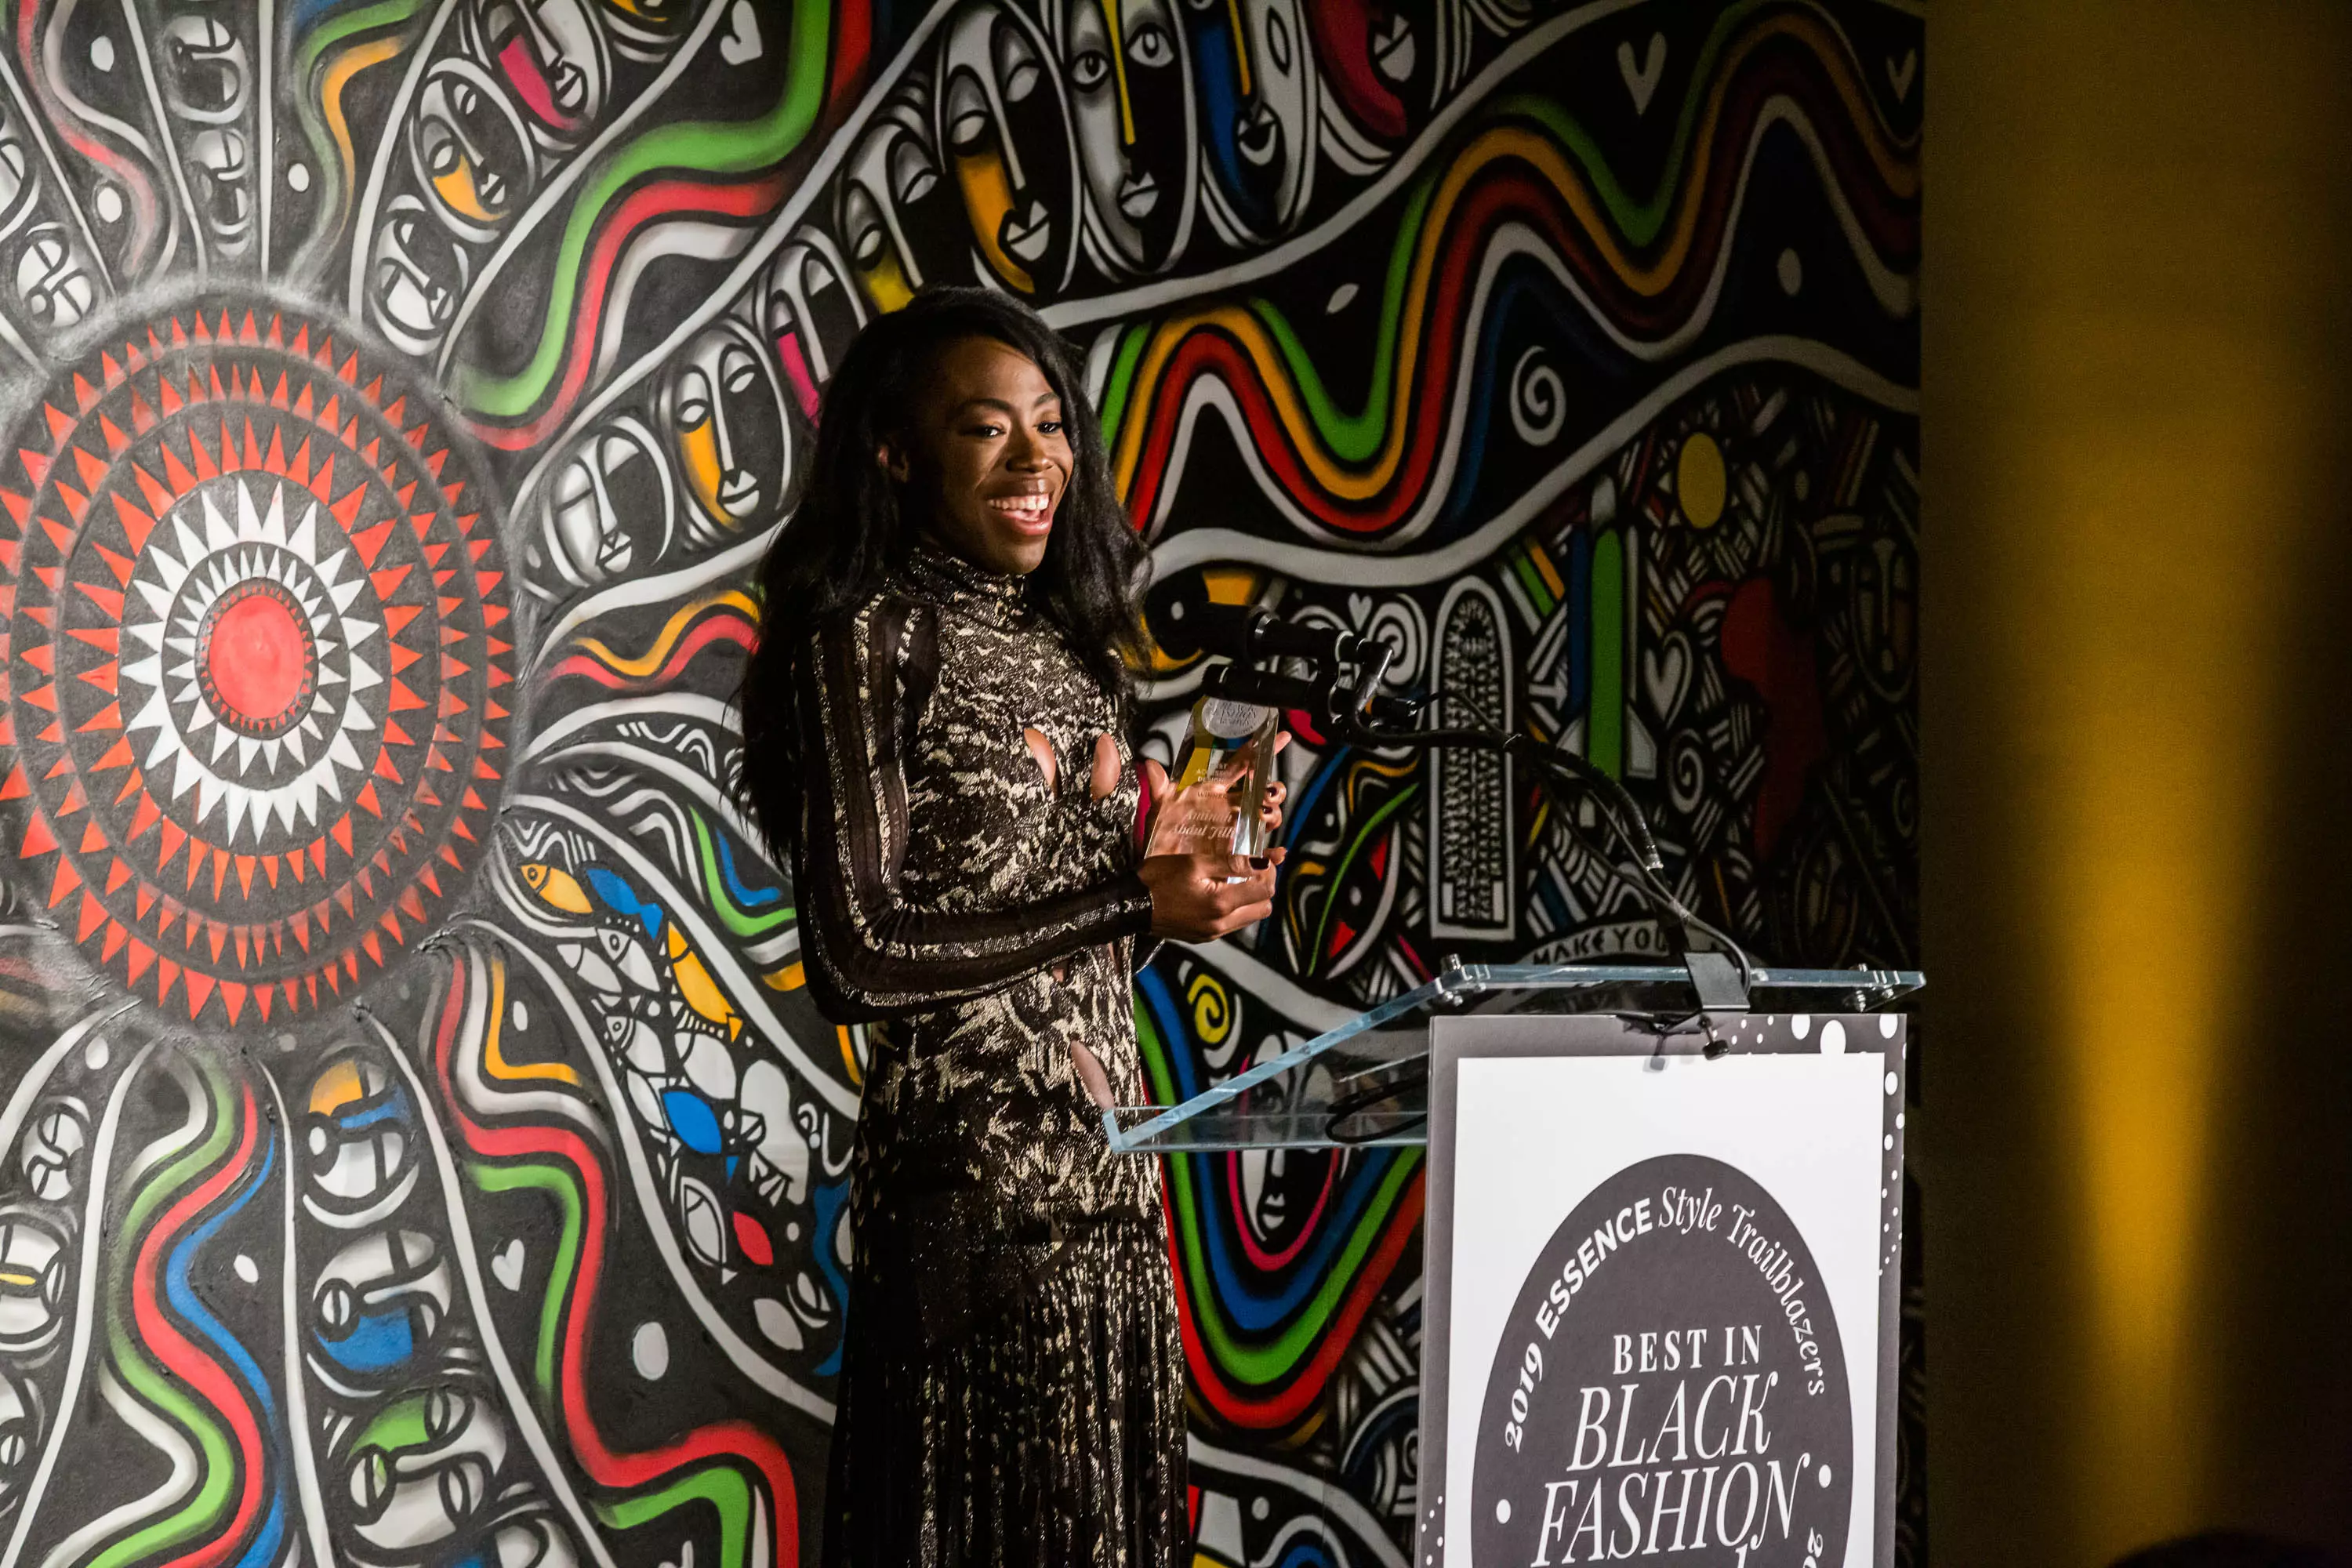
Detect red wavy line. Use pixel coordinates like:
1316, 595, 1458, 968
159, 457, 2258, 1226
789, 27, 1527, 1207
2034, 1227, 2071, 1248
1123, 40, 1913, 534
468, 174, 788, 452
429, 966, 800, 1563
1163, 1170, 1425, 1429
547, 613, 757, 692
1222, 1150, 1337, 1273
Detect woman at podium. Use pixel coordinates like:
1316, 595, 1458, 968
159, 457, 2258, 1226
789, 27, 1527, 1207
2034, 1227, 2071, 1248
738, 288, 1284, 1566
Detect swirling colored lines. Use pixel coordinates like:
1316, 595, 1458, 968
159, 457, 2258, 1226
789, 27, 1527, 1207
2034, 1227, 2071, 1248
91, 1060, 274, 1568
1134, 970, 1424, 1430
289, 0, 426, 268
547, 590, 760, 692
691, 810, 793, 942
1099, 5, 1915, 539
16, 0, 166, 276
455, 0, 859, 446
426, 953, 798, 1568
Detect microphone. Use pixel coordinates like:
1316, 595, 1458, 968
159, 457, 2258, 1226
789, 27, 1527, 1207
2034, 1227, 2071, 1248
1182, 602, 1359, 666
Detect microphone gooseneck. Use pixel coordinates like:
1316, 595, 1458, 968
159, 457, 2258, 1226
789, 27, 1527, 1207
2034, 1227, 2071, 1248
1183, 605, 1755, 984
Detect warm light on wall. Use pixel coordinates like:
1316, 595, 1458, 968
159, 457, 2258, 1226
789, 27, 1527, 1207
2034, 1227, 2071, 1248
1929, 2, 2352, 1559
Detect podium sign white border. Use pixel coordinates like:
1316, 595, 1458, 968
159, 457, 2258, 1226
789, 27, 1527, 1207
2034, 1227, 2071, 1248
1416, 1012, 1910, 1567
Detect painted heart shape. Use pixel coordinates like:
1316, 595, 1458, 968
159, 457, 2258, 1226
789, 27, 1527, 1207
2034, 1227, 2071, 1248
1888, 48, 1918, 102
1617, 34, 1667, 115
492, 1237, 525, 1291
720, 0, 764, 66
1642, 631, 1693, 724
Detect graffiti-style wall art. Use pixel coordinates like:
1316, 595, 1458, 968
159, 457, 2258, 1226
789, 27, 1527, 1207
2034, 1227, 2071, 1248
0, 0, 1918, 1565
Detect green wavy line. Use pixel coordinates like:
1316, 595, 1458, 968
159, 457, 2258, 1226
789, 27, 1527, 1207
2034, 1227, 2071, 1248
91, 1062, 238, 1568
1097, 323, 1152, 447
1306, 780, 1422, 971
469, 1160, 581, 1406
465, 1152, 750, 1568
456, 0, 835, 420
691, 811, 793, 939
1133, 1002, 1424, 1385
596, 1469, 753, 1568
291, 0, 425, 258
1154, 0, 1878, 468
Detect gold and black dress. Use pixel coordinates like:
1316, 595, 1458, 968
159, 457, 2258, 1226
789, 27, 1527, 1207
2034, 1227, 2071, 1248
789, 545, 1185, 1566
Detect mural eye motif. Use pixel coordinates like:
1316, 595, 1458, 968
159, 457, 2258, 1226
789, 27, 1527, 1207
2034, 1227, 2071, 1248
189, 128, 253, 249
888, 136, 938, 207
944, 71, 992, 152
1131, 22, 1175, 67
1071, 49, 1110, 90
19, 1102, 85, 1203
673, 368, 712, 430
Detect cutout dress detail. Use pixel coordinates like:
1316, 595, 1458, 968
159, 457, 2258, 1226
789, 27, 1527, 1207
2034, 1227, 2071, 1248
790, 544, 1184, 1566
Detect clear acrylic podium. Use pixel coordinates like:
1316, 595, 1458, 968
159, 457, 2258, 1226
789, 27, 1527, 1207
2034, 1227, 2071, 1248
1103, 956, 1924, 1152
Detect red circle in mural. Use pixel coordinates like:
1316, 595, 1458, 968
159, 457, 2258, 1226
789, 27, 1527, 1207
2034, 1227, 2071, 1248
0, 299, 514, 1029
198, 580, 318, 737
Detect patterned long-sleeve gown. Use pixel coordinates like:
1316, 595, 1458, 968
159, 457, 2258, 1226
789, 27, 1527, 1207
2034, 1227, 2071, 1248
789, 544, 1185, 1566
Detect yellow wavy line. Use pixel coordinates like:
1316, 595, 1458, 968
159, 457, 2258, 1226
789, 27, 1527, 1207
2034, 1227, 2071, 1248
569, 590, 759, 678
485, 951, 582, 1087
1112, 11, 1909, 505
323, 38, 403, 227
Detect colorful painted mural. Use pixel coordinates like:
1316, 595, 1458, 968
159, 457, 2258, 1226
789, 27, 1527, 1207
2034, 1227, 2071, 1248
0, 1, 1919, 1564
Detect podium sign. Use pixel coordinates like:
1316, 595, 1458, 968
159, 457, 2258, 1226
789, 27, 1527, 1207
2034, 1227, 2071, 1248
1417, 1012, 1907, 1568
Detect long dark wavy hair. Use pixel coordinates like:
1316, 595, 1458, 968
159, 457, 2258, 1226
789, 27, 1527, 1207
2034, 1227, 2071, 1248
736, 287, 1146, 863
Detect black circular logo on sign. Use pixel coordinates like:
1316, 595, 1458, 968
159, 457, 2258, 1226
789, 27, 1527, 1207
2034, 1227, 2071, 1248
1472, 1155, 1850, 1565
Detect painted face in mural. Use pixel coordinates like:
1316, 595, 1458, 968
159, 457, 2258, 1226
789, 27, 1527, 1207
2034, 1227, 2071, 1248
313, 1229, 454, 1385
1301, 0, 1450, 144
0, 1215, 63, 1353
936, 2, 1079, 299
1236, 1051, 1337, 1257
188, 129, 254, 254
0, 121, 31, 241
160, 14, 252, 123
409, 61, 535, 241
18, 1100, 84, 1204
304, 1054, 417, 1222
0, 1374, 33, 1509
1178, 0, 1313, 240
1054, 0, 1196, 276
477, 0, 608, 143
371, 197, 470, 354
761, 229, 865, 419
14, 225, 89, 328
837, 93, 965, 312
1850, 534, 1917, 702
340, 1384, 510, 1550
661, 321, 790, 534
543, 416, 674, 590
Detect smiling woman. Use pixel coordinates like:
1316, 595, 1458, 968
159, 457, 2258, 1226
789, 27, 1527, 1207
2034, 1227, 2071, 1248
736, 288, 1287, 1566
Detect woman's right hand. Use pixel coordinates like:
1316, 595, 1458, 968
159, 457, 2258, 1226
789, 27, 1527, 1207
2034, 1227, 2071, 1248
1140, 849, 1285, 942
